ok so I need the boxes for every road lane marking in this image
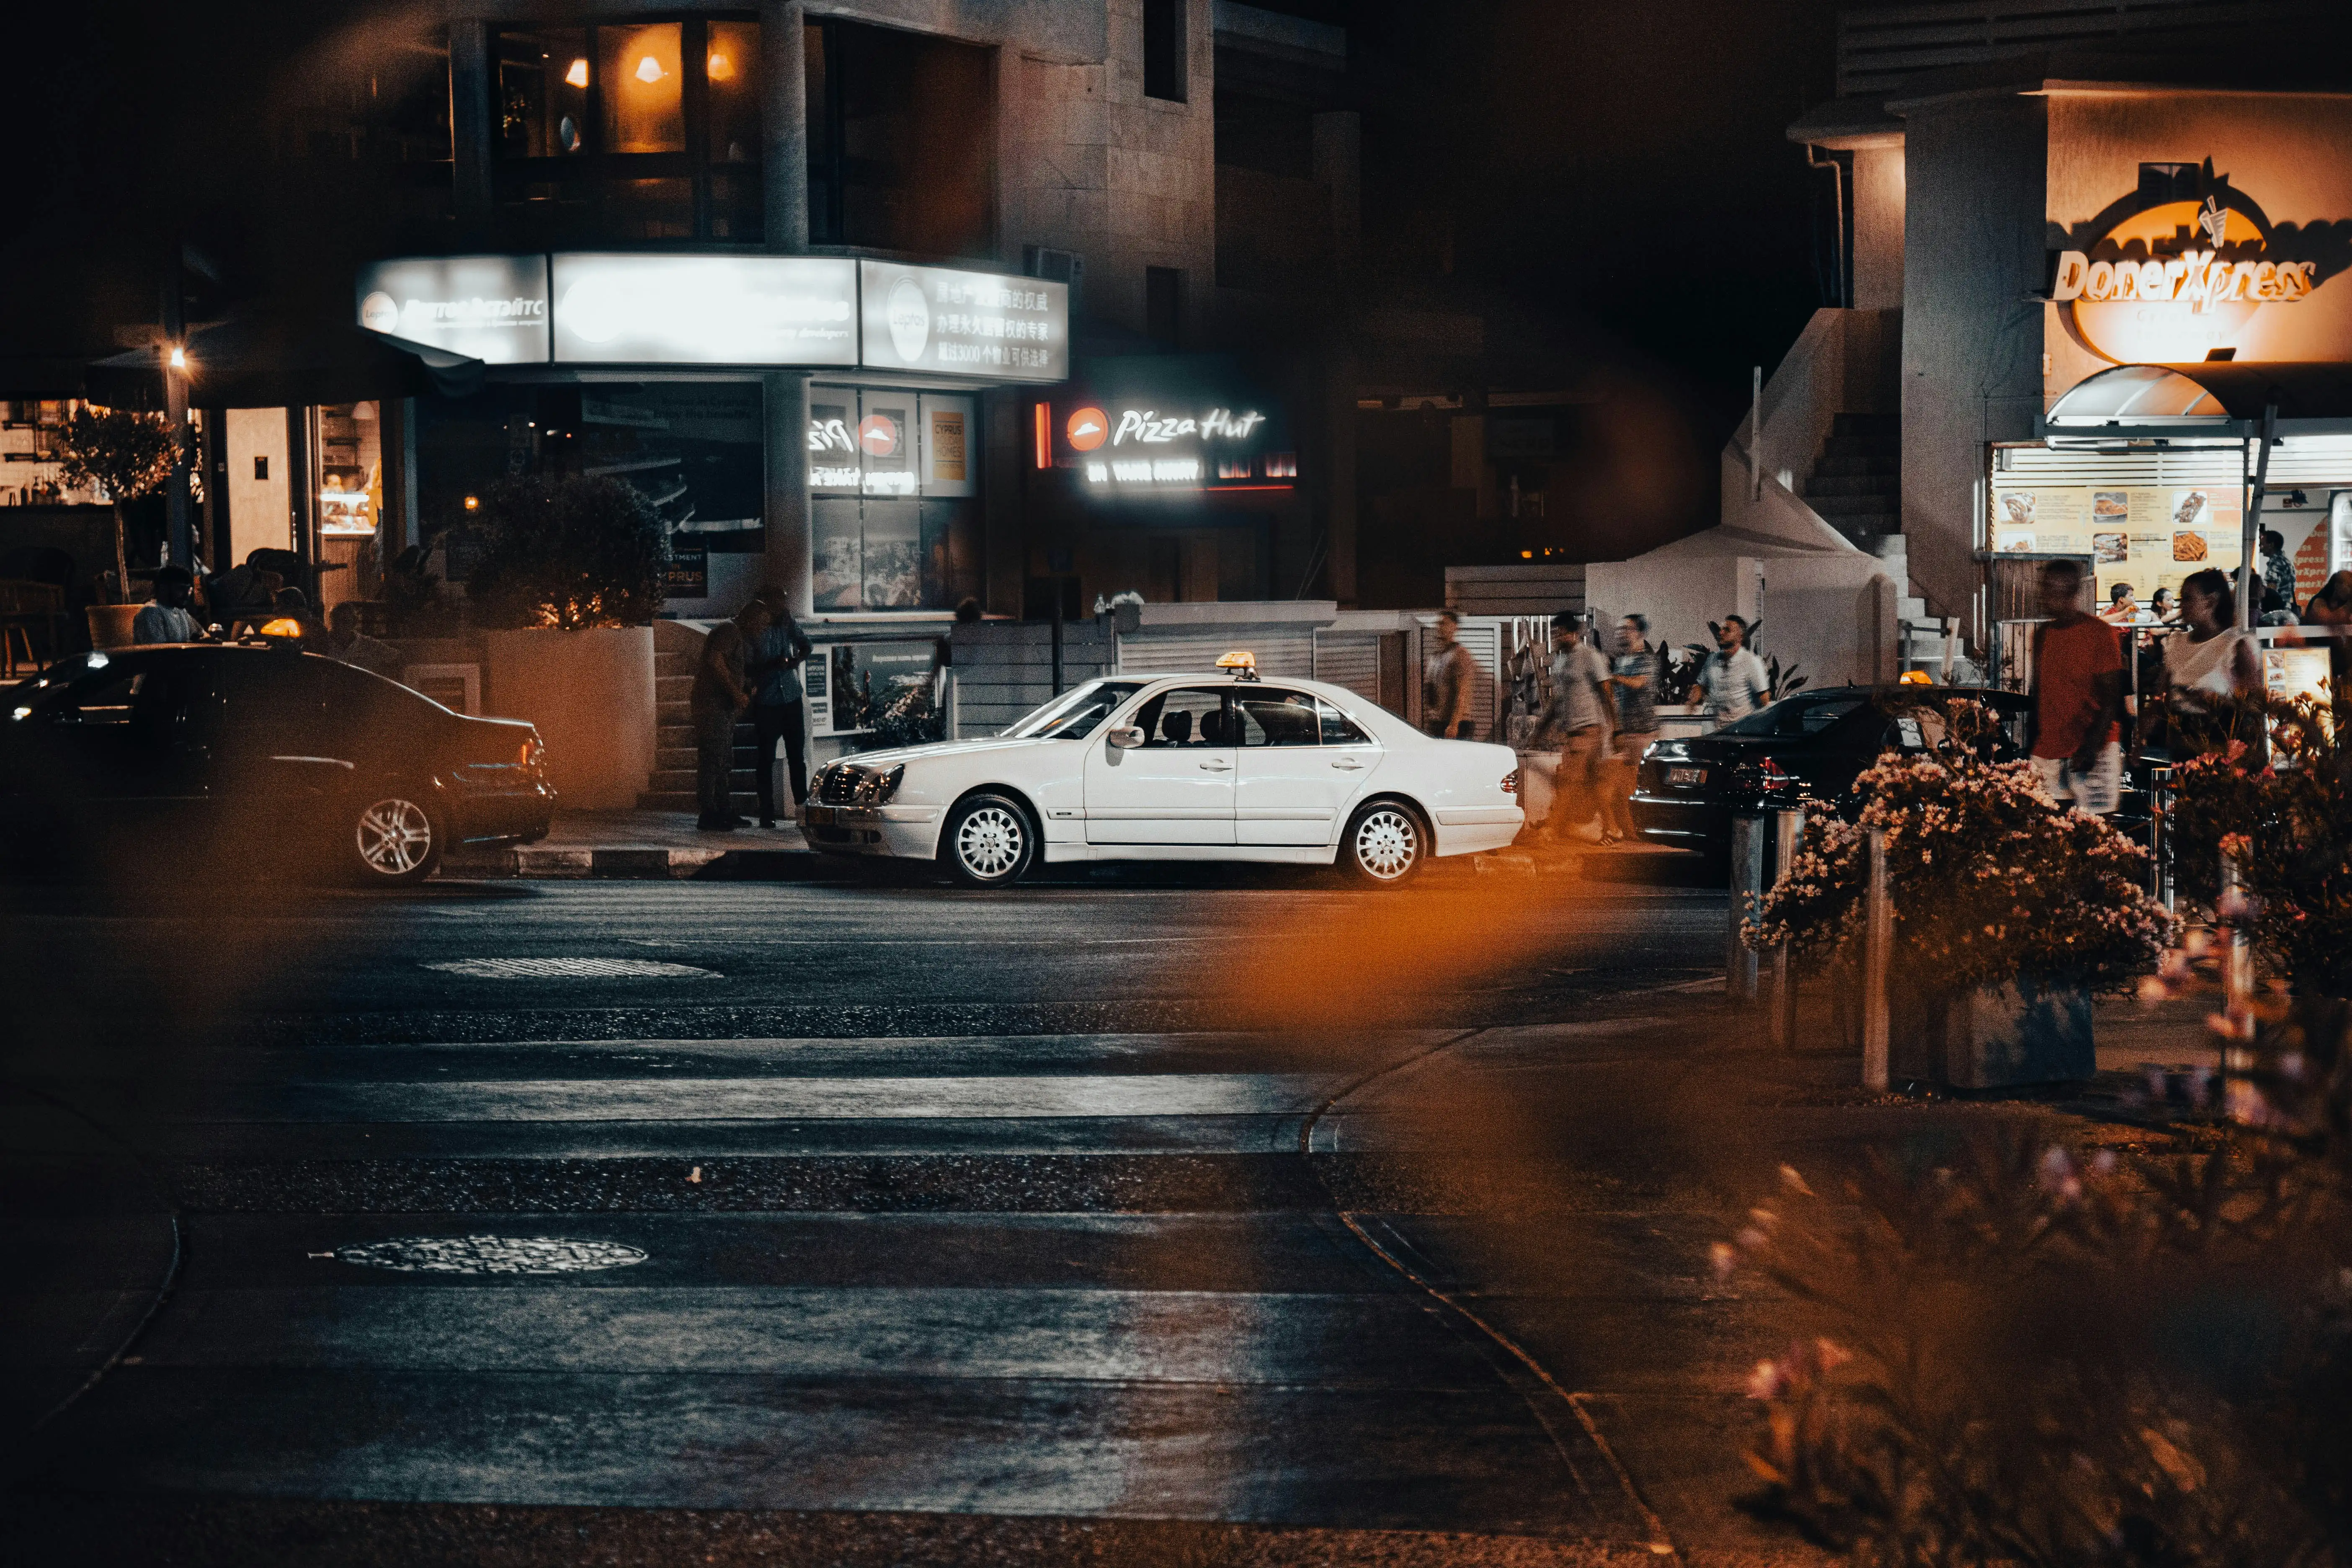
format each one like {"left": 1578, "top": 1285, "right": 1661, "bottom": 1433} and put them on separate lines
{"left": 423, "top": 959, "right": 720, "bottom": 979}
{"left": 331, "top": 1237, "right": 648, "bottom": 1275}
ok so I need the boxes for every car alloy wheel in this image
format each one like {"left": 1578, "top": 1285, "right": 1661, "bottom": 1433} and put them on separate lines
{"left": 1346, "top": 802, "right": 1422, "bottom": 885}
{"left": 355, "top": 795, "right": 439, "bottom": 885}
{"left": 944, "top": 794, "right": 1033, "bottom": 887}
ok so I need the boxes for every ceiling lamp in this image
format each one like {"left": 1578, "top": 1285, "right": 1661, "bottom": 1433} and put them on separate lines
{"left": 564, "top": 58, "right": 588, "bottom": 88}
{"left": 635, "top": 54, "right": 664, "bottom": 84}
{"left": 707, "top": 52, "right": 733, "bottom": 81}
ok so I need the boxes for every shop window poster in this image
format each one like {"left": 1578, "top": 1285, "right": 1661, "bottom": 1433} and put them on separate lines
{"left": 811, "top": 501, "right": 862, "bottom": 610}
{"left": 860, "top": 505, "right": 922, "bottom": 609}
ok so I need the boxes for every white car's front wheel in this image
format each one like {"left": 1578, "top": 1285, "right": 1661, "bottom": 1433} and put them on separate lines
{"left": 941, "top": 793, "right": 1035, "bottom": 887}
{"left": 1341, "top": 799, "right": 1424, "bottom": 887}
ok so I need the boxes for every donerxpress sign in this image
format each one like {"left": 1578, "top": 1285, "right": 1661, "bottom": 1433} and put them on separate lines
{"left": 356, "top": 255, "right": 551, "bottom": 364}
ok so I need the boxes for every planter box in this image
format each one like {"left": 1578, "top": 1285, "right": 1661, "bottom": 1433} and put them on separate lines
{"left": 480, "top": 626, "right": 656, "bottom": 811}
{"left": 1888, "top": 972, "right": 2095, "bottom": 1090}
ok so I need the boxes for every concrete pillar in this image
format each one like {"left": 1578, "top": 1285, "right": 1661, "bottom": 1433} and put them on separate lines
{"left": 1323, "top": 355, "right": 1358, "bottom": 605}
{"left": 760, "top": 4, "right": 811, "bottom": 612}
{"left": 449, "top": 21, "right": 494, "bottom": 239}
{"left": 764, "top": 372, "right": 811, "bottom": 615}
{"left": 760, "top": 0, "right": 810, "bottom": 252}
{"left": 1311, "top": 111, "right": 1361, "bottom": 269}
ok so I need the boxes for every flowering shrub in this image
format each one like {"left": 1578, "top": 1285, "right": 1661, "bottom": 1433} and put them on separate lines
{"left": 1722, "top": 910, "right": 2352, "bottom": 1566}
{"left": 1746, "top": 705, "right": 2171, "bottom": 990}
{"left": 2169, "top": 695, "right": 2352, "bottom": 998}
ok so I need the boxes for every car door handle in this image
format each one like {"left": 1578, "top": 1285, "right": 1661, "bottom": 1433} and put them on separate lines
{"left": 1331, "top": 758, "right": 1366, "bottom": 770}
{"left": 1198, "top": 759, "right": 1233, "bottom": 772}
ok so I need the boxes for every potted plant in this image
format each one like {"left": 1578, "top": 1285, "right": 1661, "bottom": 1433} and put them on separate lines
{"left": 53, "top": 407, "right": 182, "bottom": 648}
{"left": 1747, "top": 702, "right": 2172, "bottom": 1087}
{"left": 469, "top": 476, "right": 667, "bottom": 810}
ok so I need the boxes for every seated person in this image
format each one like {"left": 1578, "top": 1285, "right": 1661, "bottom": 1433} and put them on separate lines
{"left": 324, "top": 601, "right": 402, "bottom": 676}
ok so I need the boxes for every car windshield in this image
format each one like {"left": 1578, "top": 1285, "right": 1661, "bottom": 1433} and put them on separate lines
{"left": 1002, "top": 680, "right": 1146, "bottom": 739}
{"left": 1720, "top": 696, "right": 1868, "bottom": 737}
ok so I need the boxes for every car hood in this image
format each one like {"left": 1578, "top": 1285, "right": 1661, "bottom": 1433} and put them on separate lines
{"left": 834, "top": 735, "right": 1059, "bottom": 769}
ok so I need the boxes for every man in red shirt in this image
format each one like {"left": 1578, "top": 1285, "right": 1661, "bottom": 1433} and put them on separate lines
{"left": 2028, "top": 559, "right": 2124, "bottom": 814}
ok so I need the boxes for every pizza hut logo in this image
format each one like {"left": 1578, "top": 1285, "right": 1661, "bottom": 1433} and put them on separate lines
{"left": 1066, "top": 407, "right": 1108, "bottom": 452}
{"left": 857, "top": 414, "right": 899, "bottom": 457}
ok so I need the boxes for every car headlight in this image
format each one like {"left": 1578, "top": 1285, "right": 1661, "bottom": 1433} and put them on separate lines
{"left": 849, "top": 763, "right": 905, "bottom": 805}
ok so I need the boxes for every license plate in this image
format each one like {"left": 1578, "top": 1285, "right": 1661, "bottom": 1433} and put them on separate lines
{"left": 805, "top": 805, "right": 838, "bottom": 825}
{"left": 1667, "top": 766, "right": 1707, "bottom": 787}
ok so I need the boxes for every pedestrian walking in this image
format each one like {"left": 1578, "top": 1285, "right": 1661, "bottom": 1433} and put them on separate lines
{"left": 2026, "top": 558, "right": 2124, "bottom": 815}
{"left": 744, "top": 588, "right": 815, "bottom": 828}
{"left": 692, "top": 599, "right": 769, "bottom": 831}
{"left": 1603, "top": 614, "right": 1658, "bottom": 844}
{"left": 1539, "top": 612, "right": 1616, "bottom": 841}
{"left": 1696, "top": 615, "right": 1769, "bottom": 727}
{"left": 131, "top": 565, "right": 203, "bottom": 644}
{"left": 2259, "top": 528, "right": 2298, "bottom": 615}
{"left": 1424, "top": 610, "right": 1477, "bottom": 738}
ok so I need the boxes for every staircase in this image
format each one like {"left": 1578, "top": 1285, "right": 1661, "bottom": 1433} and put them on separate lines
{"left": 1799, "top": 412, "right": 1958, "bottom": 675}
{"left": 637, "top": 636, "right": 765, "bottom": 815}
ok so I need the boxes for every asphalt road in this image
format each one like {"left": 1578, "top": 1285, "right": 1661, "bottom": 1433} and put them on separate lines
{"left": 1, "top": 860, "right": 1795, "bottom": 1567}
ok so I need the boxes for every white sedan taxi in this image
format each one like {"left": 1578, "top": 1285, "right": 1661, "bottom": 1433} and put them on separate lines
{"left": 803, "top": 653, "right": 1523, "bottom": 887}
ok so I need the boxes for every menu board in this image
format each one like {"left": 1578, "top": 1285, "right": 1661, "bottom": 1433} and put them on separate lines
{"left": 1990, "top": 484, "right": 2243, "bottom": 597}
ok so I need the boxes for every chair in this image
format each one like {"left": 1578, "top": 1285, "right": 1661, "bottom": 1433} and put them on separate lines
{"left": 0, "top": 578, "right": 65, "bottom": 677}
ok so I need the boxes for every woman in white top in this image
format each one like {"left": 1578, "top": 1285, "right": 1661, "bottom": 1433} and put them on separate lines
{"left": 2160, "top": 567, "right": 2260, "bottom": 756}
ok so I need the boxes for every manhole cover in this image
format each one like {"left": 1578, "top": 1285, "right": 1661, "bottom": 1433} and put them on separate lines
{"left": 332, "top": 1236, "right": 650, "bottom": 1274}
{"left": 423, "top": 957, "right": 718, "bottom": 979}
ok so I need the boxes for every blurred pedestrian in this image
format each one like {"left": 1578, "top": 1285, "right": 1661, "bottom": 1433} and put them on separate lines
{"left": 1602, "top": 614, "right": 1658, "bottom": 845}
{"left": 1697, "top": 615, "right": 1769, "bottom": 726}
{"left": 1424, "top": 611, "right": 1476, "bottom": 738}
{"left": 132, "top": 565, "right": 202, "bottom": 644}
{"left": 692, "top": 599, "right": 769, "bottom": 831}
{"left": 1540, "top": 612, "right": 1616, "bottom": 842}
{"left": 744, "top": 587, "right": 815, "bottom": 829}
{"left": 324, "top": 601, "right": 402, "bottom": 677}
{"left": 2259, "top": 528, "right": 2298, "bottom": 613}
{"left": 2027, "top": 559, "right": 2123, "bottom": 815}
{"left": 2304, "top": 570, "right": 2352, "bottom": 712}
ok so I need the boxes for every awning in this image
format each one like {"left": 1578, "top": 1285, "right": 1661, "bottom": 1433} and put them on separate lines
{"left": 83, "top": 307, "right": 484, "bottom": 410}
{"left": 2041, "top": 361, "right": 2352, "bottom": 444}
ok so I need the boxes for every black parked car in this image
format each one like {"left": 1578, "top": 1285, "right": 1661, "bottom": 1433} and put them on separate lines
{"left": 1629, "top": 685, "right": 2037, "bottom": 856}
{"left": 2, "top": 644, "right": 554, "bottom": 886}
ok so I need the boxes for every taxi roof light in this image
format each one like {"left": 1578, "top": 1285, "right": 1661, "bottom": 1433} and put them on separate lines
{"left": 1898, "top": 669, "right": 1933, "bottom": 686}
{"left": 258, "top": 617, "right": 306, "bottom": 639}
{"left": 1216, "top": 650, "right": 1260, "bottom": 681}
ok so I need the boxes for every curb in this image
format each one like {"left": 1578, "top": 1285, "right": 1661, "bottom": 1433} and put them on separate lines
{"left": 441, "top": 844, "right": 853, "bottom": 881}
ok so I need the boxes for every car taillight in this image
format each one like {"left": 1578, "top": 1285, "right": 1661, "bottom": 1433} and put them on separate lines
{"left": 519, "top": 736, "right": 544, "bottom": 775}
{"left": 1501, "top": 769, "right": 1519, "bottom": 794}
{"left": 1758, "top": 756, "right": 1795, "bottom": 790}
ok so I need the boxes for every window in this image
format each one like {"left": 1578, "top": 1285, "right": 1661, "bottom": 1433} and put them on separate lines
{"left": 493, "top": 18, "right": 761, "bottom": 243}
{"left": 1145, "top": 266, "right": 1184, "bottom": 349}
{"left": 1144, "top": 0, "right": 1187, "bottom": 103}
{"left": 807, "top": 20, "right": 995, "bottom": 257}
{"left": 1721, "top": 697, "right": 1866, "bottom": 738}
{"left": 1235, "top": 689, "right": 1322, "bottom": 747}
{"left": 1005, "top": 681, "right": 1146, "bottom": 740}
{"left": 55, "top": 669, "right": 145, "bottom": 725}
{"left": 1318, "top": 699, "right": 1371, "bottom": 746}
{"left": 1133, "top": 687, "right": 1232, "bottom": 746}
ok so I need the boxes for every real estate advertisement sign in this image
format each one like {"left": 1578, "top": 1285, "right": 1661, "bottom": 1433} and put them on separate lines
{"left": 858, "top": 260, "right": 1068, "bottom": 383}
{"left": 549, "top": 254, "right": 858, "bottom": 366}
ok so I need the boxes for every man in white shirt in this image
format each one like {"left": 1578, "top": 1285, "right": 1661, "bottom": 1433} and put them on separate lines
{"left": 1697, "top": 615, "right": 1770, "bottom": 726}
{"left": 132, "top": 565, "right": 204, "bottom": 645}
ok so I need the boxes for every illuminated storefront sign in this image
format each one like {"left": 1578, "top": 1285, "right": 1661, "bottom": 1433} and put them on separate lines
{"left": 355, "top": 255, "right": 551, "bottom": 364}
{"left": 808, "top": 391, "right": 975, "bottom": 498}
{"left": 2047, "top": 169, "right": 2334, "bottom": 363}
{"left": 551, "top": 254, "right": 857, "bottom": 365}
{"left": 857, "top": 260, "right": 1068, "bottom": 383}
{"left": 1038, "top": 392, "right": 1289, "bottom": 493}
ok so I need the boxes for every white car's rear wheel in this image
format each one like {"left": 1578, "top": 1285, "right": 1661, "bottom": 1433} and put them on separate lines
{"left": 941, "top": 793, "right": 1035, "bottom": 887}
{"left": 1341, "top": 799, "right": 1424, "bottom": 887}
{"left": 351, "top": 792, "right": 443, "bottom": 887}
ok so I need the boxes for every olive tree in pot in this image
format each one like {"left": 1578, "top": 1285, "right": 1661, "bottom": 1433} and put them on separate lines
{"left": 469, "top": 476, "right": 667, "bottom": 810}
{"left": 54, "top": 407, "right": 183, "bottom": 647}
{"left": 1748, "top": 702, "right": 2173, "bottom": 1088}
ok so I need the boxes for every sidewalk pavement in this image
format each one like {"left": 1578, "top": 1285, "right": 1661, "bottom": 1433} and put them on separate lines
{"left": 438, "top": 808, "right": 1695, "bottom": 882}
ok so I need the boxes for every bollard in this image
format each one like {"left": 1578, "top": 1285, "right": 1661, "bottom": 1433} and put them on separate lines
{"left": 2220, "top": 850, "right": 2254, "bottom": 1096}
{"left": 1771, "top": 807, "right": 1805, "bottom": 1049}
{"left": 1728, "top": 815, "right": 1764, "bottom": 1003}
{"left": 1861, "top": 826, "right": 1891, "bottom": 1091}
{"left": 2150, "top": 763, "right": 2174, "bottom": 913}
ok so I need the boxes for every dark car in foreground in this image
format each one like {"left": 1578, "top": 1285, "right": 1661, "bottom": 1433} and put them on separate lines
{"left": 1629, "top": 685, "right": 2037, "bottom": 856}
{"left": 2, "top": 644, "right": 554, "bottom": 885}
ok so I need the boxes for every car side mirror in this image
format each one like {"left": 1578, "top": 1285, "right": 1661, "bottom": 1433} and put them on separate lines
{"left": 1107, "top": 725, "right": 1146, "bottom": 750}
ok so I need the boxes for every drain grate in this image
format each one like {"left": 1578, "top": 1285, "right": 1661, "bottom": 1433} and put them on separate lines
{"left": 423, "top": 957, "right": 718, "bottom": 979}
{"left": 333, "top": 1236, "right": 650, "bottom": 1274}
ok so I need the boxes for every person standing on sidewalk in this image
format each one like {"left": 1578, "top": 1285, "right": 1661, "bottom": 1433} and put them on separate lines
{"left": 1540, "top": 613, "right": 1617, "bottom": 842}
{"left": 691, "top": 599, "right": 769, "bottom": 832}
{"left": 1424, "top": 611, "right": 1478, "bottom": 738}
{"left": 1602, "top": 614, "right": 1658, "bottom": 845}
{"left": 744, "top": 588, "right": 815, "bottom": 829}
{"left": 2027, "top": 558, "right": 2125, "bottom": 815}
{"left": 1697, "top": 615, "right": 1770, "bottom": 727}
